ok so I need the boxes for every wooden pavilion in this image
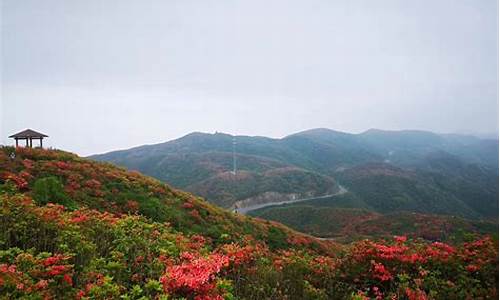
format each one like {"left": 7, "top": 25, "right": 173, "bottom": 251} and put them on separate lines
{"left": 9, "top": 129, "right": 49, "bottom": 148}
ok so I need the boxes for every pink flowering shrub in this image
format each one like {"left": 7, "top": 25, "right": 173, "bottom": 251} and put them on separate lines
{"left": 160, "top": 252, "right": 230, "bottom": 298}
{"left": 0, "top": 147, "right": 496, "bottom": 299}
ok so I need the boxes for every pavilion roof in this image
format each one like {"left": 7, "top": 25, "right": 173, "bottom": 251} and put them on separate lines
{"left": 9, "top": 129, "right": 49, "bottom": 138}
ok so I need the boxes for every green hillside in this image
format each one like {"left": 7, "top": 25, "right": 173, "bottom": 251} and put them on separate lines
{"left": 358, "top": 129, "right": 499, "bottom": 167}
{"left": 245, "top": 159, "right": 498, "bottom": 241}
{"left": 250, "top": 203, "right": 497, "bottom": 243}
{"left": 0, "top": 147, "right": 332, "bottom": 252}
{"left": 187, "top": 167, "right": 336, "bottom": 208}
{"left": 0, "top": 147, "right": 498, "bottom": 299}
{"left": 336, "top": 162, "right": 498, "bottom": 219}
{"left": 91, "top": 132, "right": 339, "bottom": 209}
{"left": 91, "top": 129, "right": 498, "bottom": 220}
{"left": 250, "top": 205, "right": 379, "bottom": 239}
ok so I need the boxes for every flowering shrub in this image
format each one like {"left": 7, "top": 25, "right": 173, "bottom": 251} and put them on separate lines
{"left": 182, "top": 200, "right": 195, "bottom": 209}
{"left": 160, "top": 252, "right": 230, "bottom": 298}
{"left": 0, "top": 250, "right": 75, "bottom": 299}
{"left": 125, "top": 200, "right": 139, "bottom": 213}
{"left": 332, "top": 236, "right": 499, "bottom": 299}
{"left": 220, "top": 243, "right": 261, "bottom": 266}
{"left": 0, "top": 147, "right": 497, "bottom": 299}
{"left": 0, "top": 172, "right": 28, "bottom": 190}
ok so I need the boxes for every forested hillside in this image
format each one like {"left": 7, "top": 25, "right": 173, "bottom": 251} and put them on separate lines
{"left": 91, "top": 129, "right": 498, "bottom": 221}
{"left": 0, "top": 147, "right": 497, "bottom": 299}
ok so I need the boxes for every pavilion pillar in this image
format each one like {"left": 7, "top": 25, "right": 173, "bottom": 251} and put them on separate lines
{"left": 29, "top": 138, "right": 33, "bottom": 148}
{"left": 15, "top": 138, "right": 18, "bottom": 147}
{"left": 40, "top": 138, "right": 43, "bottom": 148}
{"left": 25, "top": 138, "right": 29, "bottom": 147}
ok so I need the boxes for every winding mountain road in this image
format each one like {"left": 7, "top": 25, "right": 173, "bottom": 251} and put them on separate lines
{"left": 235, "top": 185, "right": 348, "bottom": 214}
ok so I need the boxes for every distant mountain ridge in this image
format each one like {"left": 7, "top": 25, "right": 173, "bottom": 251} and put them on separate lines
{"left": 90, "top": 128, "right": 498, "bottom": 226}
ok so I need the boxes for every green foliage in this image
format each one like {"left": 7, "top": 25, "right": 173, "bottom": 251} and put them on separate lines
{"left": 189, "top": 167, "right": 336, "bottom": 208}
{"left": 0, "top": 147, "right": 497, "bottom": 300}
{"left": 1, "top": 147, "right": 323, "bottom": 250}
{"left": 91, "top": 129, "right": 499, "bottom": 220}
{"left": 251, "top": 205, "right": 376, "bottom": 239}
{"left": 267, "top": 226, "right": 288, "bottom": 250}
{"left": 0, "top": 181, "right": 18, "bottom": 195}
{"left": 138, "top": 197, "right": 167, "bottom": 222}
{"left": 32, "top": 176, "right": 77, "bottom": 209}
{"left": 252, "top": 203, "right": 498, "bottom": 243}
{"left": 337, "top": 165, "right": 486, "bottom": 218}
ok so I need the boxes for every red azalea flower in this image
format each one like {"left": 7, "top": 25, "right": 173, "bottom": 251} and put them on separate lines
{"left": 63, "top": 274, "right": 73, "bottom": 285}
{"left": 394, "top": 235, "right": 407, "bottom": 243}
{"left": 371, "top": 261, "right": 393, "bottom": 282}
{"left": 466, "top": 264, "right": 480, "bottom": 272}
{"left": 35, "top": 280, "right": 49, "bottom": 290}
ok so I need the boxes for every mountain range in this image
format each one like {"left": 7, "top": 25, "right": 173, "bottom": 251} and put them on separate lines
{"left": 91, "top": 128, "right": 498, "bottom": 238}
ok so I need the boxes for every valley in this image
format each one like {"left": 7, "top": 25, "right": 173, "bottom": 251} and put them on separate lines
{"left": 233, "top": 185, "right": 348, "bottom": 214}
{"left": 91, "top": 128, "right": 499, "bottom": 241}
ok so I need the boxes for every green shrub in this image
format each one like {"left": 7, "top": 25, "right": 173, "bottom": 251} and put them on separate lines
{"left": 138, "top": 197, "right": 167, "bottom": 222}
{"left": 32, "top": 177, "right": 76, "bottom": 209}
{"left": 0, "top": 181, "right": 18, "bottom": 195}
{"left": 267, "top": 226, "right": 288, "bottom": 250}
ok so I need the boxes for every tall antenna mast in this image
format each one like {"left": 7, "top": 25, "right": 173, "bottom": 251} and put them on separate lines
{"left": 232, "top": 137, "right": 237, "bottom": 175}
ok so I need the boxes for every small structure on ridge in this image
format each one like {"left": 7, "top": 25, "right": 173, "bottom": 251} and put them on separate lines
{"left": 9, "top": 129, "right": 49, "bottom": 148}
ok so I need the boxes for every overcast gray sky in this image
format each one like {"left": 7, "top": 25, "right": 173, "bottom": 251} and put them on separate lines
{"left": 1, "top": 0, "right": 498, "bottom": 155}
